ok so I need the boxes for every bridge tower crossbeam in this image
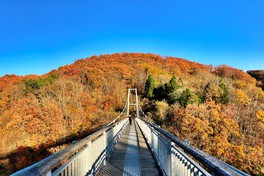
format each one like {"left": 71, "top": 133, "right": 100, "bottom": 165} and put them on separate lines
{"left": 126, "top": 88, "right": 139, "bottom": 118}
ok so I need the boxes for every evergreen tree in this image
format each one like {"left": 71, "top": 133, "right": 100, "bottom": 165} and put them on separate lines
{"left": 153, "top": 83, "right": 166, "bottom": 101}
{"left": 167, "top": 92, "right": 179, "bottom": 105}
{"left": 196, "top": 92, "right": 205, "bottom": 104}
{"left": 165, "top": 76, "right": 178, "bottom": 93}
{"left": 145, "top": 74, "right": 155, "bottom": 98}
{"left": 220, "top": 83, "right": 229, "bottom": 104}
{"left": 178, "top": 88, "right": 192, "bottom": 108}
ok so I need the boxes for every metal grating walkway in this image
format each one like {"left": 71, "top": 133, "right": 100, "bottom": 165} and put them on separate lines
{"left": 97, "top": 120, "right": 161, "bottom": 176}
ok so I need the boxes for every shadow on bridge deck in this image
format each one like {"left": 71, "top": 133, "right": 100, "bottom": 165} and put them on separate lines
{"left": 97, "top": 120, "right": 162, "bottom": 176}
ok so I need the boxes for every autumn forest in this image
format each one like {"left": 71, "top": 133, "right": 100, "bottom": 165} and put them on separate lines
{"left": 0, "top": 53, "right": 263, "bottom": 175}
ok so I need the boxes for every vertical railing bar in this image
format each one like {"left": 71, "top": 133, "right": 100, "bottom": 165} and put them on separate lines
{"left": 73, "top": 159, "right": 75, "bottom": 175}
{"left": 76, "top": 157, "right": 78, "bottom": 176}
{"left": 67, "top": 164, "right": 70, "bottom": 176}
{"left": 75, "top": 158, "right": 78, "bottom": 175}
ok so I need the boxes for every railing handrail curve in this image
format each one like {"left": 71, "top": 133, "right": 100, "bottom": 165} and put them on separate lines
{"left": 139, "top": 117, "right": 249, "bottom": 176}
{"left": 12, "top": 122, "right": 118, "bottom": 176}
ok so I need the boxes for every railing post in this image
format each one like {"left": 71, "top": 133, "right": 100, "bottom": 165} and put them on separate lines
{"left": 86, "top": 141, "right": 92, "bottom": 175}
{"left": 150, "top": 126, "right": 154, "bottom": 148}
{"left": 46, "top": 171, "right": 51, "bottom": 176}
{"left": 103, "top": 131, "right": 107, "bottom": 165}
{"left": 157, "top": 132, "right": 160, "bottom": 163}
{"left": 170, "top": 142, "right": 175, "bottom": 176}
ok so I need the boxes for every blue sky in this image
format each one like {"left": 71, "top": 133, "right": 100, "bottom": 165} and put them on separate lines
{"left": 0, "top": 0, "right": 263, "bottom": 76}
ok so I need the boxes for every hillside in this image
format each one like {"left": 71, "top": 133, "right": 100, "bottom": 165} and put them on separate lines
{"left": 0, "top": 53, "right": 263, "bottom": 175}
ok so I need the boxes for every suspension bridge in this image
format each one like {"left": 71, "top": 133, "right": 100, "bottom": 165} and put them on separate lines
{"left": 12, "top": 89, "right": 249, "bottom": 176}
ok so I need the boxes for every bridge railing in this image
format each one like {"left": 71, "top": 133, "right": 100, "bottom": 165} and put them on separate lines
{"left": 136, "top": 117, "right": 249, "bottom": 176}
{"left": 12, "top": 118, "right": 128, "bottom": 176}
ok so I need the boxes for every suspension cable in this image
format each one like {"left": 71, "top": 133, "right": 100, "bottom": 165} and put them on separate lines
{"left": 106, "top": 98, "right": 128, "bottom": 126}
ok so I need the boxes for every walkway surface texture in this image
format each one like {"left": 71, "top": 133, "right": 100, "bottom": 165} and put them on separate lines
{"left": 97, "top": 120, "right": 161, "bottom": 176}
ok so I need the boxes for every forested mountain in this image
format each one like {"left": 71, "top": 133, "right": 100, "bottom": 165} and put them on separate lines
{"left": 0, "top": 53, "right": 263, "bottom": 175}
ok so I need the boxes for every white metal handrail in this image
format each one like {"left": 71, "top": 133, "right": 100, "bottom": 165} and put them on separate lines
{"left": 12, "top": 118, "right": 128, "bottom": 176}
{"left": 136, "top": 118, "right": 210, "bottom": 176}
{"left": 136, "top": 117, "right": 249, "bottom": 176}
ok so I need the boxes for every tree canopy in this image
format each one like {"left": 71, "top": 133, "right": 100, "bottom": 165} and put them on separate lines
{"left": 0, "top": 53, "right": 262, "bottom": 175}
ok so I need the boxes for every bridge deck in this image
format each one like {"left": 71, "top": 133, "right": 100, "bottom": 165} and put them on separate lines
{"left": 97, "top": 120, "right": 161, "bottom": 176}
